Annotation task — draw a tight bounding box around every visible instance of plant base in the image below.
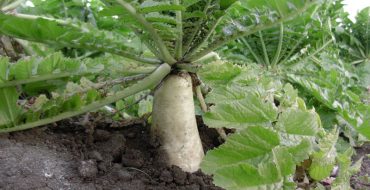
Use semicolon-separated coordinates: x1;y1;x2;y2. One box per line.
151;72;204;172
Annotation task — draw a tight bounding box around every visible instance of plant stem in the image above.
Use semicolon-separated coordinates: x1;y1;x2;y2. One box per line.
65;74;148;98
241;38;263;64
0;73;71;88
188;1;315;62
195;86;208;112
258;31;270;66
271;23;284;67
279;35;306;65
0;70;152;88
195;85;227;140
351;59;366;65
174;0;183;59
0;64;171;133
1;0;24;12
192;52;220;63
287;39;333;67
109;92;150;117
176;64;202;73
0;35;17;59
132;28;161;58
115;0;176;64
305;39;333;60
7;13;79;26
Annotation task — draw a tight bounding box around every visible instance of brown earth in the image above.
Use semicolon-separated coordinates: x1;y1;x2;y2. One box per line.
0;116;223;190
0;116;369;190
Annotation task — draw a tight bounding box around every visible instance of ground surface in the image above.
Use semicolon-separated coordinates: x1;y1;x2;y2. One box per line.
0;117;223;190
0;116;369;190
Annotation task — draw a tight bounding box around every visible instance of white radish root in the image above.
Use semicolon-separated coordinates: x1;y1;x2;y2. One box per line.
151;72;204;172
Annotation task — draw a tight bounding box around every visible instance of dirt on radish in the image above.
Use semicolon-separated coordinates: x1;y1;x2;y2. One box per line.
0;116;222;190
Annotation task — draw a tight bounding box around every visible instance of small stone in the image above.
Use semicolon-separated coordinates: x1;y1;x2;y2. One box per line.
79;160;98;179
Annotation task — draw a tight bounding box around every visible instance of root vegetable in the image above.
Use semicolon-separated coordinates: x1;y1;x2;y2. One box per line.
151;72;204;172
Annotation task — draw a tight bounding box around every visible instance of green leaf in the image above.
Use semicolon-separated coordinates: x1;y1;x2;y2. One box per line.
0;57;9;81
201;126;312;190
139;1;185;14
220;0;238;10
204;93;278;129
201;60;322;189
62;94;83;111
138;96;153;117
0;87;20;127
275;108;320;141
187;0;320;61
200;61;243;86
182;0;200;7
0;13;156;64
309;128;339;181
146;13;178;25
280;84;298;107
331;148;362;190
357;61;370;87
9;58;35;80
86;89;100;104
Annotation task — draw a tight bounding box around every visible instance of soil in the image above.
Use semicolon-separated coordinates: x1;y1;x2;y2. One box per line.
0;115;369;190
0;116;223;190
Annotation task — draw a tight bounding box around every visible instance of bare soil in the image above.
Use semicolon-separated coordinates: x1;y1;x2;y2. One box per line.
0;116;223;190
0;116;369;190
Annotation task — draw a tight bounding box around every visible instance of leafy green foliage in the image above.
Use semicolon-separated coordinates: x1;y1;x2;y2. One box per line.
0;52;161;131
188;0;320;61
0;1;366;189
114;91;153;119
0;0;318;64
0;13;157;63
21;80;102;124
0;0;318;133
0;53;102;128
218;0;370;142
20;0;104;20
309;128;339;180
335;5;370;87
204;92;278;129
200;61;324;189
0;87;20;127
336;6;370;65
202;126;301;189
0;52;103;91
331;148;363;189
287;54;370;140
